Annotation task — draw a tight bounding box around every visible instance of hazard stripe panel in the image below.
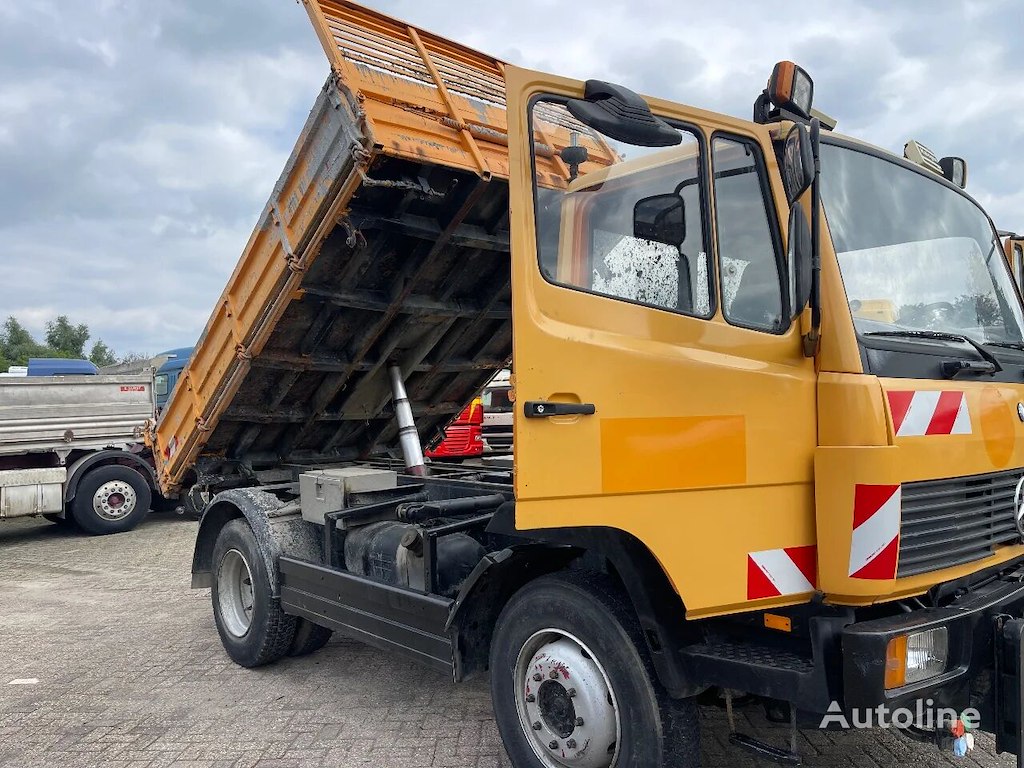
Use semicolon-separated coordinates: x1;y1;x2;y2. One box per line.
849;484;901;579
747;545;817;600
887;390;971;437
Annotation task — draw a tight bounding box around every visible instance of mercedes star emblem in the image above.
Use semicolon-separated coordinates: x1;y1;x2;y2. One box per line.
1015;476;1024;538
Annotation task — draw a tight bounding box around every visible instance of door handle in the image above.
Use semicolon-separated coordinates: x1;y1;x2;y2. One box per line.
523;401;596;418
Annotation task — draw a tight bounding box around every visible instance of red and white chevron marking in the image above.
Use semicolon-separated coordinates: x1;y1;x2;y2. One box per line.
849;484;901;580
747;545;817;600
887;390;971;437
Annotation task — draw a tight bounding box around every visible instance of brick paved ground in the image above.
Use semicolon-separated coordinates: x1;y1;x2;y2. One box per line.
0;513;1014;767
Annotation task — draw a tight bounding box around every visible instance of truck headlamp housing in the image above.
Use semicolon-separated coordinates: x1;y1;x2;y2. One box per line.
885;627;949;689
768;61;814;119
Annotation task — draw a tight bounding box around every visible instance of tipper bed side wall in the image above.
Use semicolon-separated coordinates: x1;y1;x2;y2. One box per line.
153;0;606;494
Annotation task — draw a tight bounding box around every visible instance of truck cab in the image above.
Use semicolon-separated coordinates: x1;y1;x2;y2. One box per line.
153;347;193;412
161;3;1024;765
481;368;513;453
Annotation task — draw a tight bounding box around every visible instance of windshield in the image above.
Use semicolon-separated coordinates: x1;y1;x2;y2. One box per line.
820;142;1024;344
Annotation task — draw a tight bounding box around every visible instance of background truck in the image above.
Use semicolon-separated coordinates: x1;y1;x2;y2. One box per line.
100;347;194;412
154;2;1024;765
481;368;513;453
1;373;157;534
424;396;484;461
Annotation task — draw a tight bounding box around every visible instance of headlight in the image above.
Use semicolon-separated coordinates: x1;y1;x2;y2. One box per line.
885;627;949;688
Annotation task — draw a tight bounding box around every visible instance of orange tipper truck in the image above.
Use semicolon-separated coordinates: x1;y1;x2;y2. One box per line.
152;2;1024;765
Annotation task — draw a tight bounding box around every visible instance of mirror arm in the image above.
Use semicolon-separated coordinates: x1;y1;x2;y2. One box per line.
802;117;823;357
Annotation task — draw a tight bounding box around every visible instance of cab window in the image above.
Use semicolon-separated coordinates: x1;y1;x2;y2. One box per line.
712;135;786;332
154;374;169;397
531;99;712;318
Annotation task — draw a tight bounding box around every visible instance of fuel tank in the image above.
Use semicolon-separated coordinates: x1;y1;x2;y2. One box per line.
343;521;485;598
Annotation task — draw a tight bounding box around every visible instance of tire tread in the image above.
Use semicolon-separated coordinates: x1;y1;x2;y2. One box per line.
212;518;296;667
490;569;700;767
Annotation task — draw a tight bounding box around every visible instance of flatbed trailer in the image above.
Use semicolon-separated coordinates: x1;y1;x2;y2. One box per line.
163;3;1024;766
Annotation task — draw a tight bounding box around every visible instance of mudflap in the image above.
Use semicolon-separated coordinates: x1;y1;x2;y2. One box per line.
995;616;1024;766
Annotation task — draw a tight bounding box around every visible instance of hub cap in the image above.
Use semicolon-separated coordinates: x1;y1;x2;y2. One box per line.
514;630;620;768
92;480;137;521
217;549;255;637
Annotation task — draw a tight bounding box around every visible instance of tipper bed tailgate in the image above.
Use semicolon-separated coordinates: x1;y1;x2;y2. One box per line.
153;0;612;493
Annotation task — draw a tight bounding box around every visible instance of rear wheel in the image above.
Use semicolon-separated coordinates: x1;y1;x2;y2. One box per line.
211;518;296;667
490;572;699;768
71;465;151;535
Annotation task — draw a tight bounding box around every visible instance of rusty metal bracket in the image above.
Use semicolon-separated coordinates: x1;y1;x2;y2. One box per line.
339;217;366;250
350;142;371;166
271;203;307;275
357;169;446;198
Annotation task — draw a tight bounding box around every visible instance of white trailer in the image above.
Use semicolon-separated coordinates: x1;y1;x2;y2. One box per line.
0;374;157;534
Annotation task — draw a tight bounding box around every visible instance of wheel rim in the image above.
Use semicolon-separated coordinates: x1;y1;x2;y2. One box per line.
92;480;137;521
217;549;255;638
514;629;620;768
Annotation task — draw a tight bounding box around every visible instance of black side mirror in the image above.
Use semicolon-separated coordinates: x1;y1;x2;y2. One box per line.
567;80;682;148
788;204;813;315
634;193;685;246
782;123;814;205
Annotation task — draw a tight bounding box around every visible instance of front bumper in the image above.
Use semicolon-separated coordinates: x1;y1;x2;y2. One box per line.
843;570;1024;756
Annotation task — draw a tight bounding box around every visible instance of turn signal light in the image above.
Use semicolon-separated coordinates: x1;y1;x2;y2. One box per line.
885;628;949;689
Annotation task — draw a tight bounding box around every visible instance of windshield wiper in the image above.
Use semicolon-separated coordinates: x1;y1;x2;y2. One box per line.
985;340;1024;352
863;330;1002;377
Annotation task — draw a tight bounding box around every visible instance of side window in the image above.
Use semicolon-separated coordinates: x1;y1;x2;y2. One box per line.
154;374;168;397
1015;244;1023;291
712;135;785;332
531;99;712;318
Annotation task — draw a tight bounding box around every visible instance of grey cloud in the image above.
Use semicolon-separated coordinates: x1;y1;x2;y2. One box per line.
0;0;1021;356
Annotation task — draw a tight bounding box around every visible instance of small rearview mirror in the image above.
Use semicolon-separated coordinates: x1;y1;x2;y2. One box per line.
634;193;685;246
782;123;814;205
788;204;813;316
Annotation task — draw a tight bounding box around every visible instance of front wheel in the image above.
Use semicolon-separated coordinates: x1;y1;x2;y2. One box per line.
211;518;296;667
70;465;151;535
490;572;699;768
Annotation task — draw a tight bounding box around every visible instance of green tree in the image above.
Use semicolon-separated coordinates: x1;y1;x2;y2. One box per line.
45;315;90;358
0;316;49;365
89;340;117;367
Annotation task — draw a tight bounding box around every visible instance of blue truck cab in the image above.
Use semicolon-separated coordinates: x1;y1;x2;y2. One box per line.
26;358;99;376
154;347;193;411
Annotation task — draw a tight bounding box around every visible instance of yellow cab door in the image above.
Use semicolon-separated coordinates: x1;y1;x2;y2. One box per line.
504;67;819;617
1006;237;1024;294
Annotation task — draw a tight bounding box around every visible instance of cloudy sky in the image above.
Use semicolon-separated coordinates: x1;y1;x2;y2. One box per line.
1;0;1021;358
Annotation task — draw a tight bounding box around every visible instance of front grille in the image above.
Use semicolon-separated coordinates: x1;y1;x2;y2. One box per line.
898;468;1023;578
